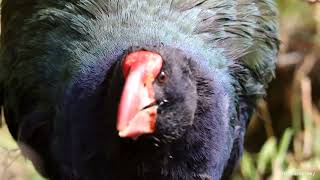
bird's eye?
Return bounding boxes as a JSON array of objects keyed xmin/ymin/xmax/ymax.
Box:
[{"xmin": 157, "ymin": 71, "xmax": 169, "ymax": 84}]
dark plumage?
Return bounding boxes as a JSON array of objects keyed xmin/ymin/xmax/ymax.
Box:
[{"xmin": 0, "ymin": 0, "xmax": 279, "ymax": 180}]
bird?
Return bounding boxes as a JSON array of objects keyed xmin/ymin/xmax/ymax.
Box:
[{"xmin": 0, "ymin": 0, "xmax": 279, "ymax": 180}]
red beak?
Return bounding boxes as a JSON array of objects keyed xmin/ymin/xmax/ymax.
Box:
[{"xmin": 117, "ymin": 51, "xmax": 163, "ymax": 138}]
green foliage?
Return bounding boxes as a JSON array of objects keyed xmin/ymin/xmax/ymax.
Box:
[
  {"xmin": 257, "ymin": 137, "xmax": 277, "ymax": 174},
  {"xmin": 234, "ymin": 129, "xmax": 293, "ymax": 179},
  {"xmin": 233, "ymin": 0, "xmax": 320, "ymax": 179},
  {"xmin": 276, "ymin": 129, "xmax": 293, "ymax": 168}
]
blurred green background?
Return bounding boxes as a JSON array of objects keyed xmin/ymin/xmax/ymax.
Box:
[
  {"xmin": 234, "ymin": 0, "xmax": 320, "ymax": 179},
  {"xmin": 0, "ymin": 0, "xmax": 320, "ymax": 179}
]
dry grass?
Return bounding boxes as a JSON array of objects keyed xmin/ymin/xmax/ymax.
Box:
[
  {"xmin": 233, "ymin": 1, "xmax": 320, "ymax": 179},
  {"xmin": 0, "ymin": 126, "xmax": 44, "ymax": 180}
]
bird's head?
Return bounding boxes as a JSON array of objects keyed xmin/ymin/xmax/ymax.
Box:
[{"xmin": 116, "ymin": 47, "xmax": 198, "ymax": 141}]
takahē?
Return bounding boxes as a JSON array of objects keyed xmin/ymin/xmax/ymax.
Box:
[{"xmin": 0, "ymin": 0, "xmax": 279, "ymax": 179}]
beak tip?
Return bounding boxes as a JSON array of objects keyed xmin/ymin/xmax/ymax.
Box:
[{"xmin": 118, "ymin": 131, "xmax": 126, "ymax": 138}]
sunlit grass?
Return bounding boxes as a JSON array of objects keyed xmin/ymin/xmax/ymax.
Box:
[{"xmin": 0, "ymin": 126, "xmax": 45, "ymax": 180}]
